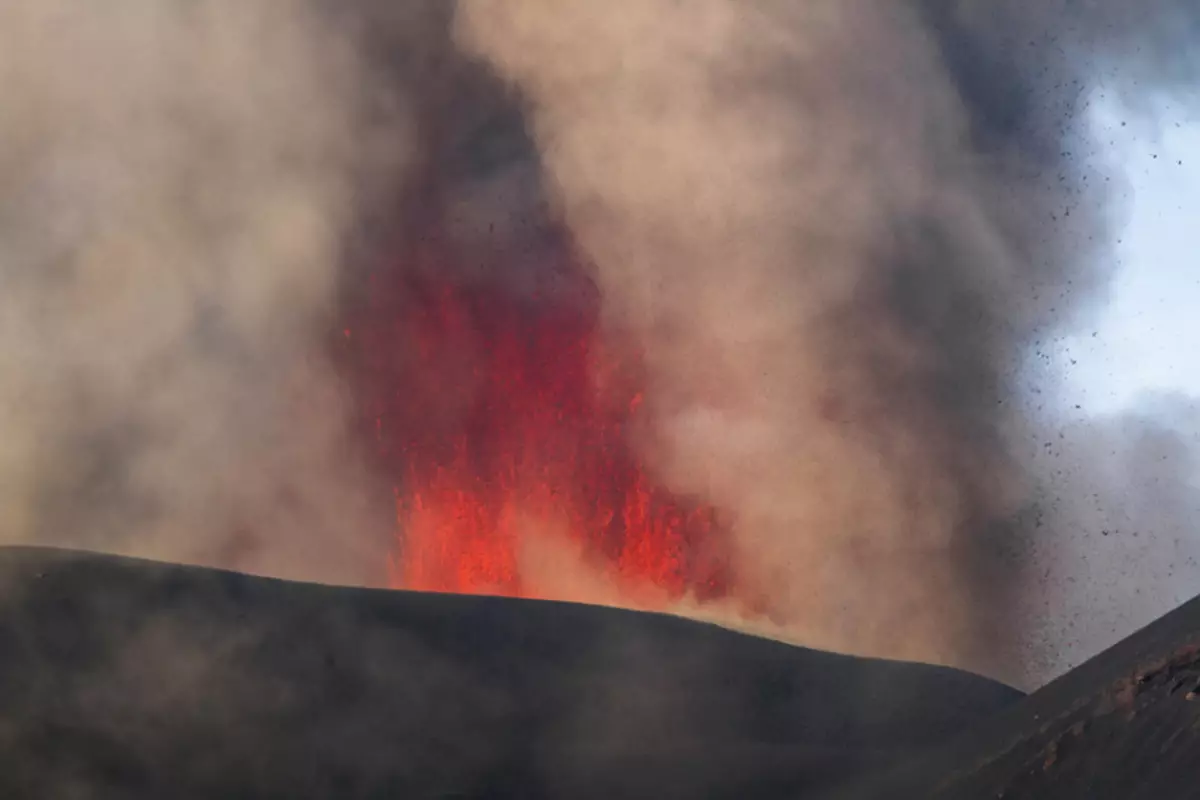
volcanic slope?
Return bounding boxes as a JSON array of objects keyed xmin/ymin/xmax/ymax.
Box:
[
  {"xmin": 837, "ymin": 587, "xmax": 1200, "ymax": 799},
  {"xmin": 0, "ymin": 546, "xmax": 1019, "ymax": 799}
]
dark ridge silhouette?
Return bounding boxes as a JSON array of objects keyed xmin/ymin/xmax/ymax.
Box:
[
  {"xmin": 840, "ymin": 587, "xmax": 1200, "ymax": 799},
  {"xmin": 0, "ymin": 546, "xmax": 1019, "ymax": 799}
]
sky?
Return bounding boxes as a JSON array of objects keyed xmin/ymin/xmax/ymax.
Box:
[
  {"xmin": 1058, "ymin": 99, "xmax": 1200, "ymax": 412},
  {"xmin": 1018, "ymin": 98, "xmax": 1200, "ymax": 685}
]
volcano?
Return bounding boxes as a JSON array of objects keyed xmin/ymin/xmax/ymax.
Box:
[
  {"xmin": 4, "ymin": 546, "xmax": 1200, "ymax": 798},
  {"xmin": 0, "ymin": 546, "xmax": 1018, "ymax": 799}
]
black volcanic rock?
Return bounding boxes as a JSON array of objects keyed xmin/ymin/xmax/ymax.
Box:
[
  {"xmin": 0, "ymin": 546, "xmax": 1019, "ymax": 799},
  {"xmin": 839, "ymin": 591, "xmax": 1200, "ymax": 800}
]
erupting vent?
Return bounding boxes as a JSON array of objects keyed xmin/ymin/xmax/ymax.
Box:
[{"xmin": 348, "ymin": 256, "xmax": 733, "ymax": 605}]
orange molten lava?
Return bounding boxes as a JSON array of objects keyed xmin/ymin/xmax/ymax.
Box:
[{"xmin": 352, "ymin": 267, "xmax": 730, "ymax": 604}]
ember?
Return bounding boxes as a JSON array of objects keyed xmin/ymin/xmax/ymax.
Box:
[{"xmin": 347, "ymin": 256, "xmax": 732, "ymax": 605}]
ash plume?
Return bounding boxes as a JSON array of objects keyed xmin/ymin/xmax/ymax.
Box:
[
  {"xmin": 0, "ymin": 1, "xmax": 415, "ymax": 585},
  {"xmin": 454, "ymin": 0, "xmax": 1200, "ymax": 679}
]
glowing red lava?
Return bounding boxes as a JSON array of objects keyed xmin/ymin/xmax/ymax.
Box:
[{"xmin": 347, "ymin": 259, "xmax": 731, "ymax": 604}]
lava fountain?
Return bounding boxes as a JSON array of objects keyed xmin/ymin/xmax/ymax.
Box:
[{"xmin": 344, "ymin": 245, "xmax": 734, "ymax": 607}]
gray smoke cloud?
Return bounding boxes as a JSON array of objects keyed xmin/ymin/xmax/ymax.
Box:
[
  {"xmin": 453, "ymin": 0, "xmax": 1200, "ymax": 681},
  {"xmin": 0, "ymin": 1, "xmax": 416, "ymax": 585},
  {"xmin": 1015, "ymin": 392, "xmax": 1200, "ymax": 685}
]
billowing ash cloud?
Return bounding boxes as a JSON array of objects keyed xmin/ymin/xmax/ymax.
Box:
[
  {"xmin": 453, "ymin": 0, "xmax": 1200, "ymax": 679},
  {"xmin": 0, "ymin": 1, "xmax": 416, "ymax": 584}
]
